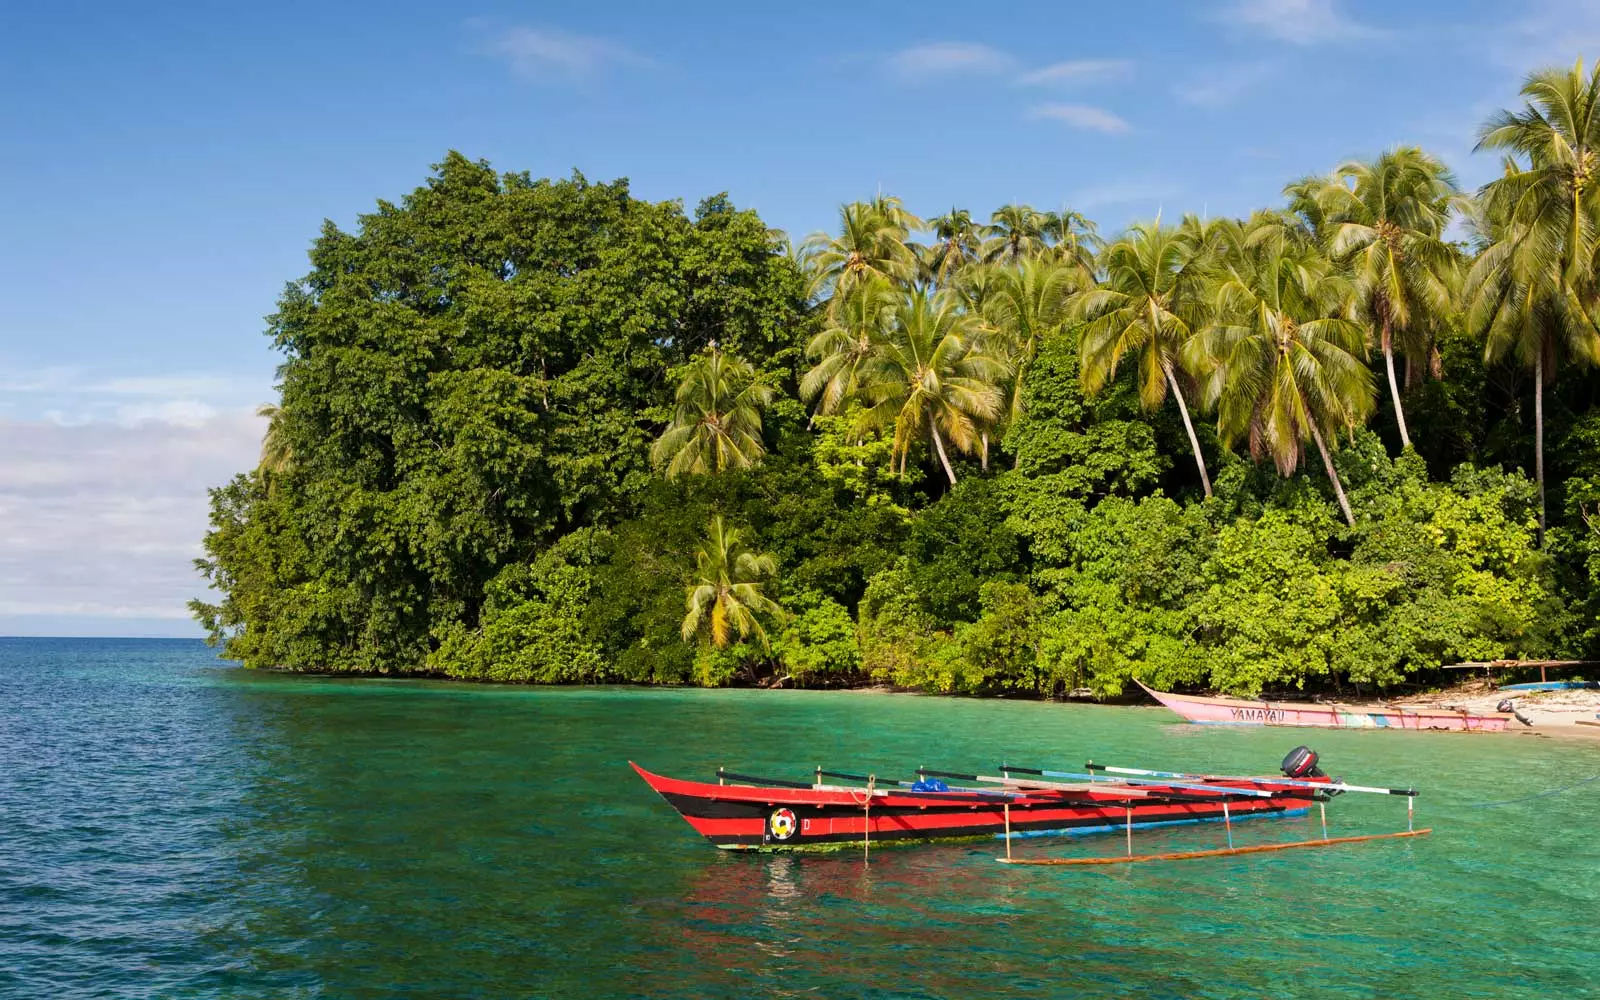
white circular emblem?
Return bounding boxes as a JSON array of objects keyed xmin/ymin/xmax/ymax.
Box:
[{"xmin": 768, "ymin": 807, "xmax": 798, "ymax": 841}]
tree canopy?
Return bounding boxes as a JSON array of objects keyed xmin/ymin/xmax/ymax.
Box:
[{"xmin": 196, "ymin": 67, "xmax": 1600, "ymax": 697}]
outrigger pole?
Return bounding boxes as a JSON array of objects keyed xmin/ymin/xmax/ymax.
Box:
[
  {"xmin": 1085, "ymin": 763, "xmax": 1417, "ymax": 798},
  {"xmin": 998, "ymin": 763, "xmax": 1429, "ymax": 866},
  {"xmin": 1002, "ymin": 764, "xmax": 1278, "ymax": 799}
]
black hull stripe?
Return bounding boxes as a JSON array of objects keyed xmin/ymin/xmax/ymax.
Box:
[{"xmin": 704, "ymin": 805, "xmax": 1303, "ymax": 848}]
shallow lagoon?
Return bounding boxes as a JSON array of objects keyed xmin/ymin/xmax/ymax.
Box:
[{"xmin": 2, "ymin": 637, "xmax": 1596, "ymax": 998}]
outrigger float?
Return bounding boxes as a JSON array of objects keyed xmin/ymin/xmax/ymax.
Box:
[{"xmin": 632, "ymin": 747, "xmax": 1429, "ymax": 864}]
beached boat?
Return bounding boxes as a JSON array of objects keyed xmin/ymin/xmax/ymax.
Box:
[
  {"xmin": 632, "ymin": 756, "xmax": 1329, "ymax": 850},
  {"xmin": 1137, "ymin": 680, "xmax": 1512, "ymax": 731}
]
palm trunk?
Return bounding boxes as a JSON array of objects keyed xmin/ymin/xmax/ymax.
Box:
[
  {"xmin": 1165, "ymin": 365, "xmax": 1212, "ymax": 498},
  {"xmin": 1536, "ymin": 348, "xmax": 1546, "ymax": 547},
  {"xmin": 980, "ymin": 431, "xmax": 989, "ymax": 472},
  {"xmin": 929, "ymin": 424, "xmax": 958, "ymax": 485},
  {"xmin": 1308, "ymin": 420, "xmax": 1355, "ymax": 527},
  {"xmin": 1381, "ymin": 320, "xmax": 1411, "ymax": 451}
]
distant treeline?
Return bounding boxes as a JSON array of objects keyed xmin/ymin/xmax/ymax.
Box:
[{"xmin": 194, "ymin": 62, "xmax": 1600, "ymax": 697}]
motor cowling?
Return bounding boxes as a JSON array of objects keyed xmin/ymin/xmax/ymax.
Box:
[{"xmin": 1281, "ymin": 745, "xmax": 1325, "ymax": 779}]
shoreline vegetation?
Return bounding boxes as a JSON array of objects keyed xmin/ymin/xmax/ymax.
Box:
[{"xmin": 196, "ymin": 60, "xmax": 1600, "ymax": 704}]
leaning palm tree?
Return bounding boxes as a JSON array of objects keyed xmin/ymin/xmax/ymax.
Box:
[
  {"xmin": 854, "ymin": 288, "xmax": 1009, "ymax": 484},
  {"xmin": 1077, "ymin": 221, "xmax": 1217, "ymax": 496},
  {"xmin": 1469, "ymin": 59, "xmax": 1600, "ymax": 543},
  {"xmin": 651, "ymin": 347, "xmax": 776, "ymax": 476},
  {"xmin": 1189, "ymin": 214, "xmax": 1377, "ymax": 525},
  {"xmin": 799, "ymin": 201, "xmax": 918, "ymax": 308},
  {"xmin": 921, "ymin": 208, "xmax": 985, "ymax": 287},
  {"xmin": 800, "ymin": 276, "xmax": 896, "ymax": 417},
  {"xmin": 982, "ymin": 204, "xmax": 1054, "ymax": 264},
  {"xmin": 1315, "ymin": 147, "xmax": 1463, "ymax": 450},
  {"xmin": 681, "ymin": 516, "xmax": 785, "ymax": 650}
]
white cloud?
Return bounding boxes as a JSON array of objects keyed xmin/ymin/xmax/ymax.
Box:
[
  {"xmin": 1018, "ymin": 59, "xmax": 1133, "ymax": 86},
  {"xmin": 0, "ymin": 408, "xmax": 265, "ymax": 625},
  {"xmin": 1214, "ymin": 0, "xmax": 1386, "ymax": 45},
  {"xmin": 887, "ymin": 42, "xmax": 1014, "ymax": 82},
  {"xmin": 480, "ymin": 24, "xmax": 645, "ymax": 81},
  {"xmin": 1176, "ymin": 61, "xmax": 1276, "ymax": 108},
  {"xmin": 1028, "ymin": 103, "xmax": 1133, "ymax": 134}
]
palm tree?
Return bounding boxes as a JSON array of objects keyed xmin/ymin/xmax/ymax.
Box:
[
  {"xmin": 1314, "ymin": 147, "xmax": 1462, "ymax": 450},
  {"xmin": 1189, "ymin": 215, "xmax": 1377, "ymax": 525},
  {"xmin": 651, "ymin": 347, "xmax": 776, "ymax": 476},
  {"xmin": 854, "ymin": 288, "xmax": 1009, "ymax": 484},
  {"xmin": 984, "ymin": 257, "xmax": 1081, "ymax": 436},
  {"xmin": 1043, "ymin": 207, "xmax": 1102, "ymax": 280},
  {"xmin": 982, "ymin": 204, "xmax": 1053, "ymax": 264},
  {"xmin": 799, "ymin": 201, "xmax": 917, "ymax": 307},
  {"xmin": 800, "ymin": 276, "xmax": 896, "ymax": 417},
  {"xmin": 869, "ymin": 193, "xmax": 925, "ymax": 237},
  {"xmin": 681, "ymin": 516, "xmax": 785, "ymax": 650},
  {"xmin": 255, "ymin": 403, "xmax": 293, "ymax": 484},
  {"xmin": 921, "ymin": 208, "xmax": 984, "ymax": 287},
  {"xmin": 1469, "ymin": 60, "xmax": 1600, "ymax": 543},
  {"xmin": 1077, "ymin": 221, "xmax": 1217, "ymax": 496}
]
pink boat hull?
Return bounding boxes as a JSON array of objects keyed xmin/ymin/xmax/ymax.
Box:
[{"xmin": 1137, "ymin": 681, "xmax": 1511, "ymax": 732}]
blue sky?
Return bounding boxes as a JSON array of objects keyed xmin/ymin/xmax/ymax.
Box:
[{"xmin": 1, "ymin": 0, "xmax": 1596, "ymax": 636}]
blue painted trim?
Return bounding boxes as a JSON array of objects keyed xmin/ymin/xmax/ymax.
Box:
[
  {"xmin": 995, "ymin": 807, "xmax": 1310, "ymax": 840},
  {"xmin": 1498, "ymin": 680, "xmax": 1598, "ymax": 691}
]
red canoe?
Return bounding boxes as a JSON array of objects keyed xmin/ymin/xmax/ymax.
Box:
[{"xmin": 631, "ymin": 761, "xmax": 1325, "ymax": 850}]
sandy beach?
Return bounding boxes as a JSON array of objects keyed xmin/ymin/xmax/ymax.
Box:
[{"xmin": 1358, "ymin": 680, "xmax": 1600, "ymax": 737}]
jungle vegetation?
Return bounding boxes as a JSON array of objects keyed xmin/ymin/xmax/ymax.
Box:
[{"xmin": 195, "ymin": 61, "xmax": 1600, "ymax": 697}]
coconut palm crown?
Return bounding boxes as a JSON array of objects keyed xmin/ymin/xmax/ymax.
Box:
[
  {"xmin": 1313, "ymin": 146, "xmax": 1463, "ymax": 450},
  {"xmin": 1188, "ymin": 215, "xmax": 1376, "ymax": 525},
  {"xmin": 681, "ymin": 516, "xmax": 785, "ymax": 650},
  {"xmin": 1077, "ymin": 220, "xmax": 1217, "ymax": 496},
  {"xmin": 853, "ymin": 287, "xmax": 1010, "ymax": 484},
  {"xmin": 651, "ymin": 347, "xmax": 776, "ymax": 477}
]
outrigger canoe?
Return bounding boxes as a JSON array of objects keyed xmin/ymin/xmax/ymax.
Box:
[
  {"xmin": 632, "ymin": 756, "xmax": 1331, "ymax": 851},
  {"xmin": 1137, "ymin": 680, "xmax": 1513, "ymax": 732}
]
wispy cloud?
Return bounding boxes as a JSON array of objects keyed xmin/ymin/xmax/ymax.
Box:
[
  {"xmin": 0, "ymin": 365, "xmax": 270, "ymax": 427},
  {"xmin": 478, "ymin": 24, "xmax": 646, "ymax": 81},
  {"xmin": 886, "ymin": 42, "xmax": 1014, "ymax": 82},
  {"xmin": 1028, "ymin": 103, "xmax": 1133, "ymax": 134},
  {"xmin": 1018, "ymin": 59, "xmax": 1133, "ymax": 86},
  {"xmin": 1212, "ymin": 0, "xmax": 1386, "ymax": 45},
  {"xmin": 1176, "ymin": 61, "xmax": 1276, "ymax": 108}
]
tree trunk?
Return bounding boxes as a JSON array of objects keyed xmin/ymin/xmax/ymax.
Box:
[
  {"xmin": 1381, "ymin": 319, "xmax": 1411, "ymax": 451},
  {"xmin": 1165, "ymin": 365, "xmax": 1212, "ymax": 498},
  {"xmin": 1309, "ymin": 420, "xmax": 1355, "ymax": 527},
  {"xmin": 980, "ymin": 431, "xmax": 989, "ymax": 472},
  {"xmin": 929, "ymin": 423, "xmax": 958, "ymax": 485},
  {"xmin": 1536, "ymin": 348, "xmax": 1546, "ymax": 547}
]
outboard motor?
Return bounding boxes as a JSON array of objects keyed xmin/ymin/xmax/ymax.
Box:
[
  {"xmin": 1281, "ymin": 745, "xmax": 1325, "ymax": 779},
  {"xmin": 1282, "ymin": 745, "xmax": 1343, "ymax": 796},
  {"xmin": 1497, "ymin": 698, "xmax": 1534, "ymax": 727}
]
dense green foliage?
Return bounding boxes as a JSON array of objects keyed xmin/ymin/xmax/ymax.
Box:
[{"xmin": 197, "ymin": 63, "xmax": 1600, "ymax": 697}]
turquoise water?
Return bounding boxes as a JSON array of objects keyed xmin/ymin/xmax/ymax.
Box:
[{"xmin": 2, "ymin": 638, "xmax": 1598, "ymax": 999}]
